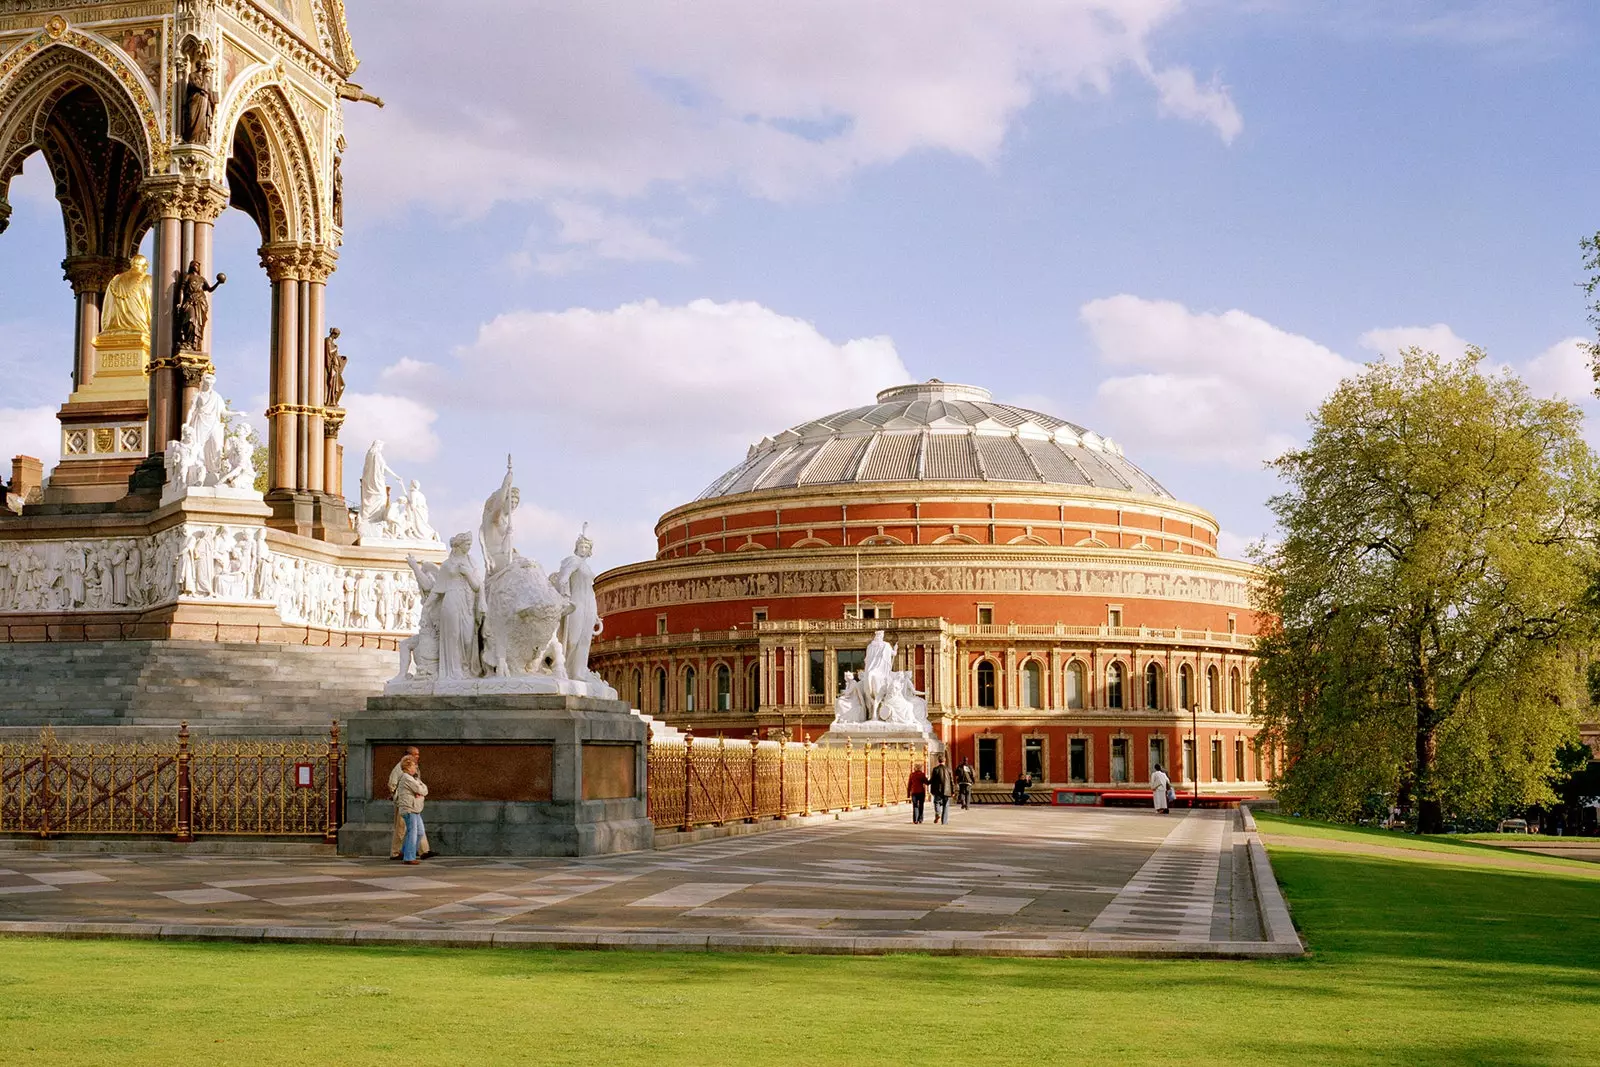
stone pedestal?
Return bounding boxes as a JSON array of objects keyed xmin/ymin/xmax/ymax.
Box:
[
  {"xmin": 339, "ymin": 693, "xmax": 654, "ymax": 858},
  {"xmin": 818, "ymin": 722, "xmax": 943, "ymax": 751},
  {"xmin": 46, "ymin": 332, "xmax": 150, "ymax": 506}
]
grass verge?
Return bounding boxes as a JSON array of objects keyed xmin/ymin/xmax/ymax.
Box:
[{"xmin": 3, "ymin": 822, "xmax": 1597, "ymax": 1066}]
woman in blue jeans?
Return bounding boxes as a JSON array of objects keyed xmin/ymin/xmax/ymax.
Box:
[{"xmin": 395, "ymin": 754, "xmax": 430, "ymax": 864}]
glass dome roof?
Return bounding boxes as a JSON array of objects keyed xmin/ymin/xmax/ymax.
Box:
[{"xmin": 696, "ymin": 380, "xmax": 1173, "ymax": 501}]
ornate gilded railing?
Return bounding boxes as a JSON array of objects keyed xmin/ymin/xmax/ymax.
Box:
[
  {"xmin": 0, "ymin": 723, "xmax": 344, "ymax": 840},
  {"xmin": 647, "ymin": 731, "xmax": 927, "ymax": 831}
]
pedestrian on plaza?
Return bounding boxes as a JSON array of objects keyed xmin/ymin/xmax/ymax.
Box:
[
  {"xmin": 1012, "ymin": 769, "xmax": 1032, "ymax": 805},
  {"xmin": 395, "ymin": 754, "xmax": 429, "ymax": 865},
  {"xmin": 1151, "ymin": 763, "xmax": 1172, "ymax": 815},
  {"xmin": 928, "ymin": 756, "xmax": 954, "ymax": 825},
  {"xmin": 907, "ymin": 762, "xmax": 928, "ymax": 824},
  {"xmin": 388, "ymin": 746, "xmax": 434, "ymax": 860},
  {"xmin": 956, "ymin": 757, "xmax": 975, "ymax": 810}
]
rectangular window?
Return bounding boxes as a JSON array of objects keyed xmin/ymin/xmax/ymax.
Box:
[
  {"xmin": 836, "ymin": 648, "xmax": 865, "ymax": 693},
  {"xmin": 808, "ymin": 649, "xmax": 826, "ymax": 699},
  {"xmin": 978, "ymin": 737, "xmax": 999, "ymax": 782},
  {"xmin": 1211, "ymin": 738, "xmax": 1223, "ymax": 782},
  {"xmin": 656, "ymin": 615, "xmax": 668, "ymax": 636},
  {"xmin": 1182, "ymin": 739, "xmax": 1195, "ymax": 782},
  {"xmin": 1235, "ymin": 739, "xmax": 1246, "ymax": 783},
  {"xmin": 1107, "ymin": 606, "xmax": 1123, "ymax": 629},
  {"xmin": 1069, "ymin": 738, "xmax": 1088, "ymax": 783},
  {"xmin": 1148, "ymin": 737, "xmax": 1167, "ymax": 779},
  {"xmin": 874, "ymin": 605, "xmax": 892, "ymax": 619},
  {"xmin": 1024, "ymin": 737, "xmax": 1044, "ymax": 781},
  {"xmin": 1111, "ymin": 738, "xmax": 1129, "ymax": 783},
  {"xmin": 1227, "ymin": 613, "xmax": 1237, "ymax": 635},
  {"xmin": 752, "ymin": 608, "xmax": 768, "ymax": 623},
  {"xmin": 977, "ymin": 605, "xmax": 994, "ymax": 625},
  {"xmin": 1252, "ymin": 739, "xmax": 1263, "ymax": 782}
]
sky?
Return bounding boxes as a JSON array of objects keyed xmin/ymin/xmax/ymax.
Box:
[{"xmin": 3, "ymin": 0, "xmax": 1599, "ymax": 572}]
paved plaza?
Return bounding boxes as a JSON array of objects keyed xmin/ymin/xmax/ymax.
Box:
[{"xmin": 0, "ymin": 807, "xmax": 1298, "ymax": 956}]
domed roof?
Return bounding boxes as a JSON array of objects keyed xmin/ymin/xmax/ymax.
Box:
[{"xmin": 696, "ymin": 380, "xmax": 1173, "ymax": 501}]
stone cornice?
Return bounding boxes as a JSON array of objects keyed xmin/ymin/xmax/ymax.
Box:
[{"xmin": 258, "ymin": 240, "xmax": 336, "ymax": 281}]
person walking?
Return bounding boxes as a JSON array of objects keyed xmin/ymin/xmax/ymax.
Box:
[
  {"xmin": 1151, "ymin": 763, "xmax": 1172, "ymax": 815},
  {"xmin": 394, "ymin": 755, "xmax": 429, "ymax": 865},
  {"xmin": 907, "ymin": 762, "xmax": 928, "ymax": 824},
  {"xmin": 956, "ymin": 758, "xmax": 974, "ymax": 810},
  {"xmin": 928, "ymin": 756, "xmax": 954, "ymax": 825},
  {"xmin": 388, "ymin": 746, "xmax": 433, "ymax": 860}
]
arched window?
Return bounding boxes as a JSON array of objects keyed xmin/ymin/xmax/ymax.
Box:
[
  {"xmin": 1107, "ymin": 662, "xmax": 1124, "ymax": 709},
  {"xmin": 1178, "ymin": 664, "xmax": 1193, "ymax": 710},
  {"xmin": 1022, "ymin": 661, "xmax": 1043, "ymax": 709},
  {"xmin": 976, "ymin": 660, "xmax": 997, "ymax": 708},
  {"xmin": 684, "ymin": 667, "xmax": 697, "ymax": 712},
  {"xmin": 655, "ymin": 667, "xmax": 667, "ymax": 713},
  {"xmin": 1145, "ymin": 663, "xmax": 1162, "ymax": 709},
  {"xmin": 715, "ymin": 664, "xmax": 732, "ymax": 710},
  {"xmin": 632, "ymin": 669, "xmax": 643, "ymax": 710},
  {"xmin": 1206, "ymin": 665, "xmax": 1220, "ymax": 712},
  {"xmin": 1066, "ymin": 661, "xmax": 1085, "ymax": 709},
  {"xmin": 748, "ymin": 662, "xmax": 761, "ymax": 711},
  {"xmin": 1229, "ymin": 667, "xmax": 1242, "ymax": 712}
]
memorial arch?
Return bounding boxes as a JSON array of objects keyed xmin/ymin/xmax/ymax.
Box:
[{"xmin": 0, "ymin": 3, "xmax": 427, "ymax": 721}]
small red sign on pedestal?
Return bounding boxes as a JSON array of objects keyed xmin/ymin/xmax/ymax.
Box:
[{"xmin": 293, "ymin": 763, "xmax": 314, "ymax": 789}]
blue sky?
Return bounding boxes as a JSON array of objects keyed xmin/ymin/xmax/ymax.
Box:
[{"xmin": 3, "ymin": 0, "xmax": 1598, "ymax": 570}]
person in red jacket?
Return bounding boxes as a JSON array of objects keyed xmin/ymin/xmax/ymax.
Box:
[{"xmin": 907, "ymin": 763, "xmax": 928, "ymax": 824}]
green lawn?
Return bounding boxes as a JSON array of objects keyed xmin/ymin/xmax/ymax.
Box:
[
  {"xmin": 4, "ymin": 824, "xmax": 1597, "ymax": 1066},
  {"xmin": 1256, "ymin": 811, "xmax": 1600, "ymax": 871}
]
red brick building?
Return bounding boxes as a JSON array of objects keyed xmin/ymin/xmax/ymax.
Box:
[{"xmin": 592, "ymin": 380, "xmax": 1269, "ymax": 794}]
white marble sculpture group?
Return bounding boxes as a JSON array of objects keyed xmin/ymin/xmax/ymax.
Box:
[
  {"xmin": 0, "ymin": 524, "xmax": 422, "ymax": 632},
  {"xmin": 161, "ymin": 371, "xmax": 259, "ymax": 502},
  {"xmin": 356, "ymin": 439, "xmax": 439, "ymax": 545},
  {"xmin": 829, "ymin": 630, "xmax": 933, "ymax": 737},
  {"xmin": 387, "ymin": 457, "xmax": 614, "ymax": 699}
]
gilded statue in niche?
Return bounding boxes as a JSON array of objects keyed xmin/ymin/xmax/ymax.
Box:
[{"xmin": 98, "ymin": 255, "xmax": 152, "ymax": 339}]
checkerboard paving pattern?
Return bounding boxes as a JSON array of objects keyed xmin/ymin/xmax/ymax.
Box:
[{"xmin": 0, "ymin": 808, "xmax": 1252, "ymax": 944}]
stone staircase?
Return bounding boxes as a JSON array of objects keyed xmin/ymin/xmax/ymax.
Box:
[{"xmin": 0, "ymin": 640, "xmax": 398, "ymax": 727}]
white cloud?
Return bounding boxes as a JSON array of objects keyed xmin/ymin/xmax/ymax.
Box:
[
  {"xmin": 1145, "ymin": 65, "xmax": 1243, "ymax": 142},
  {"xmin": 1082, "ymin": 295, "xmax": 1360, "ymax": 467},
  {"xmin": 0, "ymin": 405, "xmax": 58, "ymax": 466},
  {"xmin": 1521, "ymin": 337, "xmax": 1592, "ymax": 402},
  {"xmin": 345, "ymin": 0, "xmax": 1239, "ymax": 215},
  {"xmin": 1357, "ymin": 323, "xmax": 1471, "ymax": 360},
  {"xmin": 529, "ymin": 201, "xmax": 691, "ymax": 275},
  {"xmin": 339, "ymin": 393, "xmax": 441, "ymax": 472},
  {"xmin": 380, "ymin": 298, "xmax": 910, "ymax": 456}
]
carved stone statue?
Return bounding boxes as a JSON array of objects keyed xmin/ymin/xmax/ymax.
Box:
[
  {"xmin": 861, "ymin": 630, "xmax": 896, "ymax": 717},
  {"xmin": 434, "ymin": 532, "xmax": 483, "ymax": 680},
  {"xmin": 324, "ymin": 327, "xmax": 346, "ymax": 406},
  {"xmin": 183, "ymin": 56, "xmax": 216, "ymax": 143},
  {"xmin": 479, "ymin": 460, "xmax": 569, "ymax": 676},
  {"xmin": 184, "ymin": 372, "xmax": 227, "ymax": 478},
  {"xmin": 402, "ymin": 480, "xmax": 438, "ymax": 542},
  {"xmin": 99, "ymin": 255, "xmax": 152, "ymax": 338},
  {"xmin": 551, "ymin": 526, "xmax": 603, "ymax": 682},
  {"xmin": 397, "ymin": 553, "xmax": 441, "ymax": 679},
  {"xmin": 834, "ymin": 670, "xmax": 867, "ymax": 723},
  {"xmin": 357, "ymin": 439, "xmax": 402, "ymax": 536},
  {"xmin": 825, "ymin": 631, "xmax": 932, "ymax": 738},
  {"xmin": 173, "ymin": 261, "xmax": 225, "ymax": 353},
  {"xmin": 332, "ymin": 154, "xmax": 344, "ymax": 227},
  {"xmin": 220, "ymin": 426, "xmax": 256, "ymax": 489}
]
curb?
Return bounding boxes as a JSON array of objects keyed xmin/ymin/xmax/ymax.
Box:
[
  {"xmin": 0, "ymin": 919, "xmax": 1307, "ymax": 958},
  {"xmin": 1240, "ymin": 804, "xmax": 1304, "ymax": 954}
]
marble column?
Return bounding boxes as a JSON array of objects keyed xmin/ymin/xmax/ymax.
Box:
[
  {"xmin": 305, "ymin": 279, "xmax": 326, "ymax": 492},
  {"xmin": 265, "ymin": 264, "xmax": 299, "ymax": 493},
  {"xmin": 146, "ymin": 210, "xmax": 184, "ymax": 451},
  {"xmin": 61, "ymin": 255, "xmax": 118, "ymax": 391}
]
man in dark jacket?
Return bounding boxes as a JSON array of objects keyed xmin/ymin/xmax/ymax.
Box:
[
  {"xmin": 928, "ymin": 757, "xmax": 954, "ymax": 824},
  {"xmin": 907, "ymin": 763, "xmax": 928, "ymax": 824},
  {"xmin": 1013, "ymin": 770, "xmax": 1032, "ymax": 805},
  {"xmin": 956, "ymin": 758, "xmax": 975, "ymax": 810}
]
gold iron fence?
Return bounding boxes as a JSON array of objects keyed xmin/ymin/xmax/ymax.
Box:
[
  {"xmin": 647, "ymin": 731, "xmax": 928, "ymax": 831},
  {"xmin": 0, "ymin": 722, "xmax": 344, "ymax": 840}
]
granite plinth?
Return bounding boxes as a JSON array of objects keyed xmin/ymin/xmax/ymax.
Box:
[
  {"xmin": 818, "ymin": 723, "xmax": 940, "ymax": 749},
  {"xmin": 339, "ymin": 694, "xmax": 653, "ymax": 858}
]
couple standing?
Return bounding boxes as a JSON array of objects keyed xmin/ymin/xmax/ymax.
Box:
[
  {"xmin": 389, "ymin": 747, "xmax": 432, "ymax": 863},
  {"xmin": 907, "ymin": 756, "xmax": 956, "ymax": 824}
]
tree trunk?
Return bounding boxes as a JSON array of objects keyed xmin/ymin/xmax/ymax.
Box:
[{"xmin": 1415, "ymin": 717, "xmax": 1441, "ymax": 834}]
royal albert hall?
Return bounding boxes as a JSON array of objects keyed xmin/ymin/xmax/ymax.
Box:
[{"xmin": 592, "ymin": 380, "xmax": 1270, "ymax": 794}]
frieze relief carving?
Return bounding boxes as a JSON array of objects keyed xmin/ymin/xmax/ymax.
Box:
[
  {"xmin": 596, "ymin": 563, "xmax": 1252, "ymax": 616},
  {"xmin": 0, "ymin": 528, "xmax": 422, "ymax": 633}
]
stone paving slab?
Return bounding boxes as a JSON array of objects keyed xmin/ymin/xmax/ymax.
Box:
[{"xmin": 0, "ymin": 807, "xmax": 1301, "ymax": 957}]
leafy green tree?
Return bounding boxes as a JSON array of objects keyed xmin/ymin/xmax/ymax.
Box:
[{"xmin": 1253, "ymin": 349, "xmax": 1600, "ymax": 832}]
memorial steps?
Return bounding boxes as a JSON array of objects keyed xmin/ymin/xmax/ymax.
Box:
[{"xmin": 0, "ymin": 641, "xmax": 395, "ymax": 727}]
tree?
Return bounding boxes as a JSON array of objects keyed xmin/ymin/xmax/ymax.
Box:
[{"xmin": 1253, "ymin": 349, "xmax": 1600, "ymax": 832}]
